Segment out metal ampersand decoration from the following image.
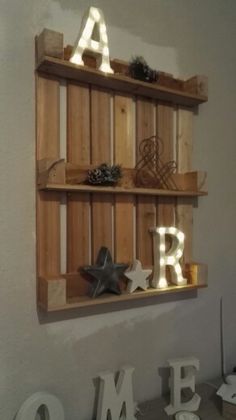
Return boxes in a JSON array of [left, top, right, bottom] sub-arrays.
[[135, 135, 178, 189]]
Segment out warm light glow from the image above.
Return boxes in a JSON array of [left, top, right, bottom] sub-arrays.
[[159, 277, 168, 288], [102, 33, 108, 43], [150, 226, 187, 289], [82, 18, 94, 39], [79, 38, 87, 48], [91, 39, 99, 50], [100, 23, 106, 33], [91, 7, 100, 22], [160, 244, 165, 252], [160, 258, 165, 266], [167, 256, 176, 265], [70, 6, 114, 74], [177, 231, 185, 242], [99, 62, 114, 73], [103, 46, 109, 56]]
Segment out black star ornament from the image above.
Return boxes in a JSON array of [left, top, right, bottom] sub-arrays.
[[82, 247, 128, 298]]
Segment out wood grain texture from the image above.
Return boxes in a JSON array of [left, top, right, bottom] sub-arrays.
[[136, 98, 156, 267], [176, 108, 193, 263], [67, 82, 90, 280], [37, 56, 208, 107], [91, 88, 113, 262], [36, 75, 60, 277], [156, 102, 175, 227], [114, 94, 135, 263]]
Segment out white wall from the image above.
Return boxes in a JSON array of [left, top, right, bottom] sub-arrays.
[[0, 0, 236, 418]]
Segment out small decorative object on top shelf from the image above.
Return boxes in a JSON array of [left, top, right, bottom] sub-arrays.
[[125, 260, 152, 293], [82, 247, 128, 298], [87, 163, 122, 186], [69, 6, 113, 74], [129, 56, 158, 83], [135, 135, 177, 189]]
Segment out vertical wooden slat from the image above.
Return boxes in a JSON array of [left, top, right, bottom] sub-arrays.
[[176, 108, 193, 263], [136, 99, 156, 268], [37, 75, 60, 277], [67, 83, 90, 276], [156, 102, 175, 227], [114, 95, 134, 263], [91, 88, 113, 262]]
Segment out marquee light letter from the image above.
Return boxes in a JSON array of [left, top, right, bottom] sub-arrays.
[[165, 357, 201, 415], [96, 366, 136, 420], [15, 392, 64, 420], [150, 226, 187, 289], [70, 6, 113, 74]]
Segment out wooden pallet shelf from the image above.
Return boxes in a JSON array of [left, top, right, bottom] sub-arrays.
[[40, 183, 207, 197], [39, 281, 207, 312], [36, 28, 208, 313], [36, 56, 207, 108]]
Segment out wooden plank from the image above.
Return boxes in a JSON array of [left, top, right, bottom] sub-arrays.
[[136, 99, 156, 268], [44, 284, 206, 312], [91, 88, 113, 262], [36, 75, 60, 278], [114, 95, 134, 264], [176, 108, 193, 263], [36, 29, 63, 63], [156, 102, 175, 228], [41, 183, 207, 197], [67, 82, 90, 290], [37, 57, 208, 107]]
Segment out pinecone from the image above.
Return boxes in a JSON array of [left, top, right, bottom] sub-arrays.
[[87, 164, 122, 186], [129, 56, 158, 83], [87, 168, 104, 185]]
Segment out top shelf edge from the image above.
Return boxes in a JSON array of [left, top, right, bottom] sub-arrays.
[[36, 56, 208, 108]]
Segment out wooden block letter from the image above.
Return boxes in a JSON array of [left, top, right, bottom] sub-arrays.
[[165, 357, 201, 416], [96, 366, 136, 420], [15, 392, 64, 420]]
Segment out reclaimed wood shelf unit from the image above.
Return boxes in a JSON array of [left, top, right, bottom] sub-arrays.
[[36, 29, 208, 312]]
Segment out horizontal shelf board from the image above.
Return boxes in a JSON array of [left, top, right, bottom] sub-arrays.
[[36, 56, 207, 107], [40, 183, 207, 197], [44, 284, 207, 312]]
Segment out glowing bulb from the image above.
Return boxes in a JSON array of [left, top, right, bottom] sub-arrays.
[[159, 227, 165, 235], [91, 40, 99, 50], [82, 19, 93, 39], [102, 33, 108, 44], [176, 249, 183, 259], [177, 232, 185, 242], [160, 244, 165, 252], [99, 62, 113, 73], [79, 38, 87, 48], [103, 46, 109, 56], [91, 7, 100, 22], [100, 23, 106, 33], [175, 265, 182, 275], [159, 277, 168, 288], [169, 227, 177, 235], [160, 258, 165, 266], [167, 256, 176, 265], [70, 53, 83, 65]]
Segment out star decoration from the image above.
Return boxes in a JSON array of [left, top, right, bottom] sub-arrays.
[[82, 247, 128, 298], [125, 259, 152, 293]]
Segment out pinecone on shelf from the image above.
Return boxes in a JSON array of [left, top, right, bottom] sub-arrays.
[[129, 56, 158, 83], [87, 163, 122, 186]]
